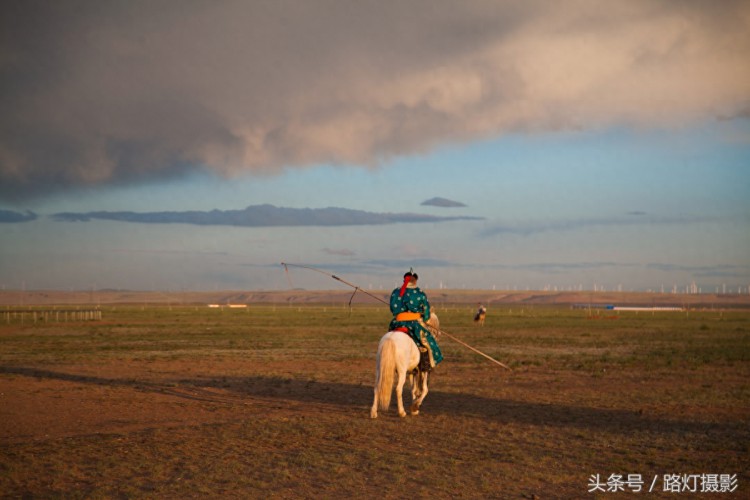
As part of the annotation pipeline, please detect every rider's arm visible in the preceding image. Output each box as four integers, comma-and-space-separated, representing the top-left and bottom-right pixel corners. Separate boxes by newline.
389, 289, 402, 314
421, 292, 431, 322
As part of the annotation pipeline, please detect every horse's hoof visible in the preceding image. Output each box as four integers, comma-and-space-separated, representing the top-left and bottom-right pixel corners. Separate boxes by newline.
410, 410, 419, 416
398, 411, 407, 418
370, 410, 378, 419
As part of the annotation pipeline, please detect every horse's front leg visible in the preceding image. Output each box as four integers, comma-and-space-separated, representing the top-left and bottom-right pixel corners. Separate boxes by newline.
395, 369, 407, 417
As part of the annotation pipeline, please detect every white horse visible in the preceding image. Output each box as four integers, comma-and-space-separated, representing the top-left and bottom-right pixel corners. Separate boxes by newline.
370, 313, 439, 418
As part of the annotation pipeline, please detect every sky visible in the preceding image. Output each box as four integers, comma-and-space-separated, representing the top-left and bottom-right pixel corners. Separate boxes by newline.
1, 0, 749, 294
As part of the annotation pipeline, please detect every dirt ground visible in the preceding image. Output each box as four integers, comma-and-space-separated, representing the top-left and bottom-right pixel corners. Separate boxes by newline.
3, 359, 746, 443
2, 357, 748, 498
1, 301, 748, 498
2, 359, 332, 444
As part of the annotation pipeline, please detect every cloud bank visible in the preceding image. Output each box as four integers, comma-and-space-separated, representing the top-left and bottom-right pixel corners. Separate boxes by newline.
0, 209, 37, 223
479, 214, 736, 237
52, 204, 483, 227
2, 0, 749, 199
646, 263, 750, 278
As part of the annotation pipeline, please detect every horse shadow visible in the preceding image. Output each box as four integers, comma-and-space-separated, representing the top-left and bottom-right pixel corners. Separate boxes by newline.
1, 365, 744, 440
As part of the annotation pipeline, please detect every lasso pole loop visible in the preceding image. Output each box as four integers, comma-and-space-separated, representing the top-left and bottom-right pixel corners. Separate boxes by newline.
281, 262, 389, 305
280, 262, 512, 371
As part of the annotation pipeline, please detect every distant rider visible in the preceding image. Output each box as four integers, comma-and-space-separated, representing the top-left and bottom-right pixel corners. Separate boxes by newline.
388, 269, 443, 370
474, 303, 487, 322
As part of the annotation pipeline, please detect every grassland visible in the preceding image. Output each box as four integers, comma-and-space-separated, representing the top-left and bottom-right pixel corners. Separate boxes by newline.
1, 302, 748, 498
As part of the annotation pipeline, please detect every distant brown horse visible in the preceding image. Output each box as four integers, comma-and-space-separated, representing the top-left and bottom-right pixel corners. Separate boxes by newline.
474, 304, 486, 326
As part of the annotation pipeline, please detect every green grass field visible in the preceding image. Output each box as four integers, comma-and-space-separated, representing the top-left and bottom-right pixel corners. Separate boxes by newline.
1, 304, 748, 498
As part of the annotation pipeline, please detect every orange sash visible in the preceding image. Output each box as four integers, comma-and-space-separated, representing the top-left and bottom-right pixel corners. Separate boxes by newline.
395, 312, 421, 321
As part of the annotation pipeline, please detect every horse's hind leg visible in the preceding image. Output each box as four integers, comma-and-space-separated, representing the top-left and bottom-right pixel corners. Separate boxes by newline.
395, 369, 407, 417
370, 385, 379, 419
410, 373, 429, 415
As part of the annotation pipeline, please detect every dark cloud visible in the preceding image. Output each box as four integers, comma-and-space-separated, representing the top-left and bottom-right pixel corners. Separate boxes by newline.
51, 204, 484, 227
421, 197, 467, 208
2, 1, 749, 200
0, 209, 36, 223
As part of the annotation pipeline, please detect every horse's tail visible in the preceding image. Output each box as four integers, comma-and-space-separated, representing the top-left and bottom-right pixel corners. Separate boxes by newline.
375, 337, 397, 411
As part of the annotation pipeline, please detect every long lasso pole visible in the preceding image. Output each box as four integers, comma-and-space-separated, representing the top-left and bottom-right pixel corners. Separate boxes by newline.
280, 262, 512, 371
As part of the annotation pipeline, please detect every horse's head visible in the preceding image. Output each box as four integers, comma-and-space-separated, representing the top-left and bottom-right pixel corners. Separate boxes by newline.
426, 312, 440, 337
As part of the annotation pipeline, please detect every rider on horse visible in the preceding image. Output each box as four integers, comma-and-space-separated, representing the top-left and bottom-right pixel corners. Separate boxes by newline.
388, 269, 443, 371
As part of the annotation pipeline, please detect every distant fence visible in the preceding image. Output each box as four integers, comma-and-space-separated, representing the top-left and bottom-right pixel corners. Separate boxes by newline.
3, 309, 102, 324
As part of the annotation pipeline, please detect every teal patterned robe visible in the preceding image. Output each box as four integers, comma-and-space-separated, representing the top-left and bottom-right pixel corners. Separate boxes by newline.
388, 285, 443, 366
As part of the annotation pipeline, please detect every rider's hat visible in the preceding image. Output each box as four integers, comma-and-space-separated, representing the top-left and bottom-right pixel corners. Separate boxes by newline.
399, 268, 418, 296
403, 267, 418, 279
